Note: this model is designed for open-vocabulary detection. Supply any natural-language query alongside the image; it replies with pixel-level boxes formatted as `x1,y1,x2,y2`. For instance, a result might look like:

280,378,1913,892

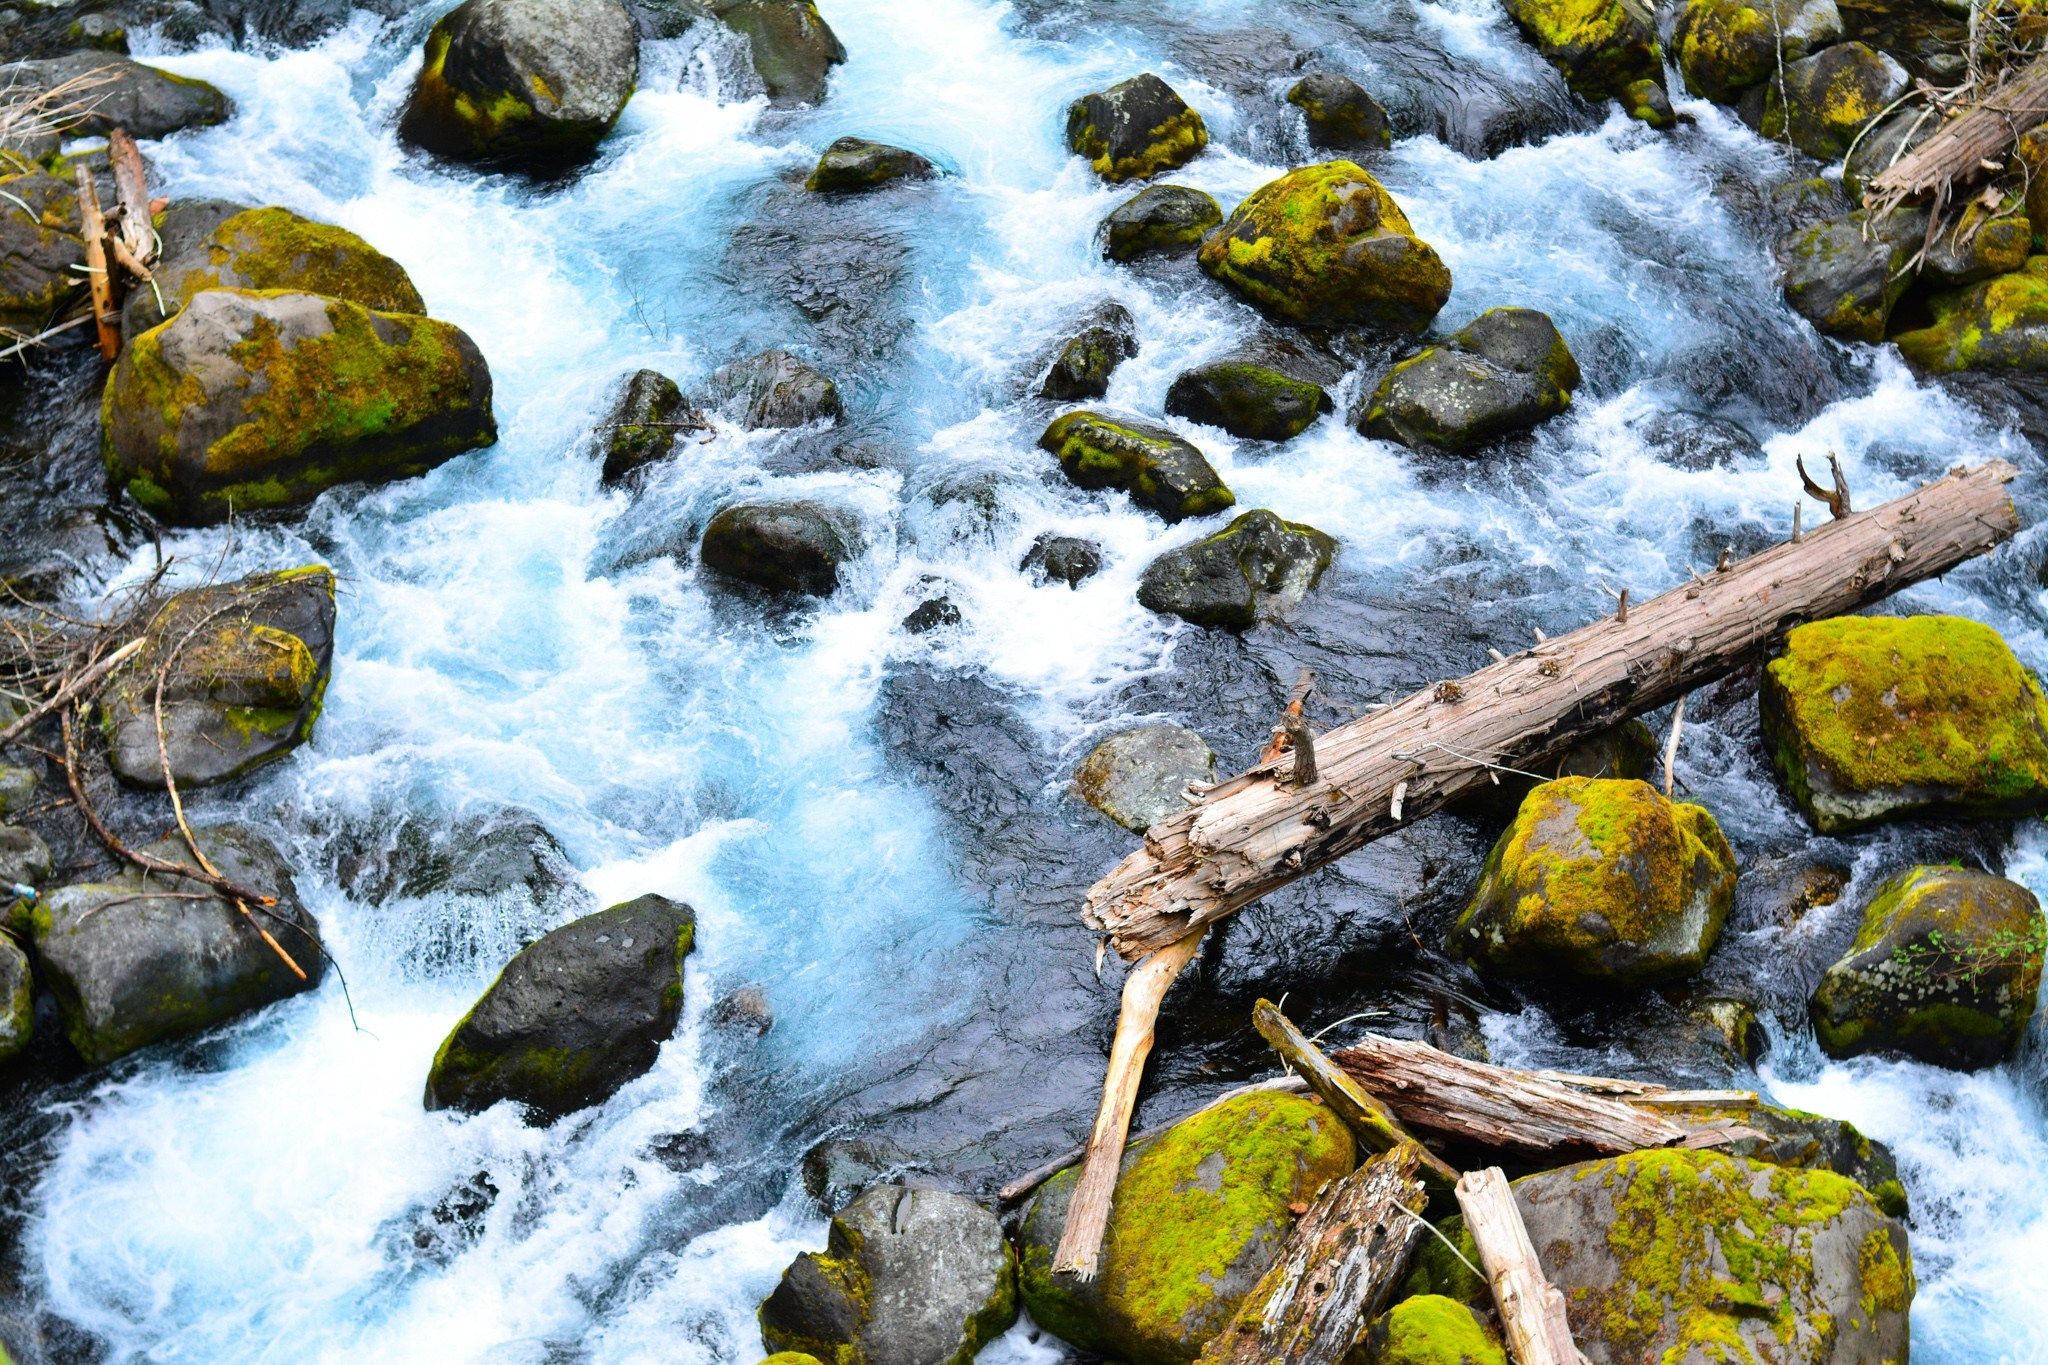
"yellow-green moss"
1502,0,1660,101
1037,411,1234,522
166,207,426,317
1893,256,2048,373
1675,0,1775,101
1363,1295,1507,1365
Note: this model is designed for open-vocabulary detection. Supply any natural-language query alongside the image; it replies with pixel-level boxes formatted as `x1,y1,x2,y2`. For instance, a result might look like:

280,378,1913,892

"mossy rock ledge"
1811,865,2045,1070
1500,0,1661,103
1778,207,1923,344
1197,161,1450,332
1067,72,1208,183
1451,776,1737,987
1363,306,1581,454
759,1184,1017,1364
98,566,335,790
1038,411,1233,522
1019,1090,1356,1363
1137,509,1337,629
400,0,640,169
1893,255,2048,374
0,52,231,140
1674,0,1843,104
424,894,695,1120
1165,342,1335,442
1760,615,2048,832
102,287,496,525
1360,1294,1505,1365
0,171,86,332
1407,1149,1913,1364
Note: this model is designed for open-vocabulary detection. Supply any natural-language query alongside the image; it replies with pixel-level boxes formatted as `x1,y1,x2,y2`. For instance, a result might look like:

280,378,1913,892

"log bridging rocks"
1085,460,2022,959
1866,55,2048,212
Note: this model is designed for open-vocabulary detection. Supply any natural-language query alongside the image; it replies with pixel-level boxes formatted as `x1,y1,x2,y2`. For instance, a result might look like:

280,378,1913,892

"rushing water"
3,0,2046,1360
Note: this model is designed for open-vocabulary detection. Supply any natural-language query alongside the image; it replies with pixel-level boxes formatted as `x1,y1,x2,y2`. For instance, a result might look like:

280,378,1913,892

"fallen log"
1254,1001,1460,1188
1196,1145,1427,1365
1457,1167,1585,1365
1085,460,2021,959
1867,55,2048,210
73,165,117,360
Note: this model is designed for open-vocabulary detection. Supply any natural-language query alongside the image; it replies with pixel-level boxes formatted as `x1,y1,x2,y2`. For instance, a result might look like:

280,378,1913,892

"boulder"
400,0,640,170
0,765,36,818
98,566,335,789
1843,108,1935,199
1499,0,1661,102
710,0,845,107
103,288,496,524
1019,1090,1356,1363
1038,411,1233,522
0,171,84,331
1920,201,2030,289
759,1185,1017,1364
1363,307,1580,453
1661,1100,1908,1216
700,500,854,596
1197,161,1450,332
122,203,426,339
708,349,842,428
1360,1295,1505,1365
424,893,695,1119
1760,614,2048,832
1450,777,1737,987
1039,302,1137,401
1286,73,1393,151
805,137,935,193
1811,865,2045,1070
1071,724,1216,832
1674,0,1843,103
0,825,50,893
0,53,231,140
1751,42,1907,161
1411,1149,1912,1364
1893,255,2048,373
1779,206,1922,343
1021,533,1103,588
1066,73,1208,183
598,368,695,484
1165,349,1332,442
1102,184,1222,262
901,596,959,633
0,934,30,1064
1137,508,1336,629
1622,77,1676,128
33,824,324,1066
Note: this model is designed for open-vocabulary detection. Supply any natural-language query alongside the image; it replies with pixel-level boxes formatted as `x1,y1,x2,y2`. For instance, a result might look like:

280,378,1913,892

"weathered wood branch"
1085,461,2021,958
1196,1145,1427,1365
73,165,117,360
1868,55,2048,205
107,128,153,268
1456,1167,1585,1365
1254,1001,1460,1188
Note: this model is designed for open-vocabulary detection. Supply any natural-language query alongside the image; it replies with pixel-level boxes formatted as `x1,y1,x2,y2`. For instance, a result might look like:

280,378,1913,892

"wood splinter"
1798,452,1852,520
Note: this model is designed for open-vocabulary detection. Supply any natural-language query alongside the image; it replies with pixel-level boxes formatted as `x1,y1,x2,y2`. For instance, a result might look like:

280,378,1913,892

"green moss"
1676,0,1775,101
167,207,426,317
1364,1295,1507,1365
757,1355,827,1365
1502,0,1660,101
1038,411,1234,522
1894,256,2048,373
404,9,631,164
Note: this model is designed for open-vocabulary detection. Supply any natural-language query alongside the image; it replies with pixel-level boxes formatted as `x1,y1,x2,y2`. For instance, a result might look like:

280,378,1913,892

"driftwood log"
1254,1001,1460,1188
1868,54,2048,209
1196,1145,1427,1365
1457,1167,1586,1365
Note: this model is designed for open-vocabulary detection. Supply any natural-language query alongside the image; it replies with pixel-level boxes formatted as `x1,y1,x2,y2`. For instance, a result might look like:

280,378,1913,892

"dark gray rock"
34,824,324,1066
710,0,845,106
630,0,712,37
423,894,696,1120
1165,347,1332,442
1778,207,1923,342
0,171,84,332
708,348,842,428
598,368,698,485
1039,302,1137,401
1843,107,1935,199
0,52,231,140
1286,72,1392,151
1363,307,1581,453
1920,205,2030,289
1137,508,1336,629
902,596,961,633
760,1184,1018,1365
1071,724,1215,831
1102,183,1221,262
0,825,51,894
1021,533,1102,588
337,806,579,908
0,933,29,1063
700,500,854,596
1066,72,1207,182
806,136,936,193
1747,42,1908,161
1038,410,1234,523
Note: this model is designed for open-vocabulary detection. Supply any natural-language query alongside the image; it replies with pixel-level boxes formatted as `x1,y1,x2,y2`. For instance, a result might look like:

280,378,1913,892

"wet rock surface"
1363,306,1580,453
711,0,845,106
805,137,936,194
1066,72,1208,183
1038,302,1137,401
700,500,855,596
1137,508,1337,628
597,368,695,484
1165,343,1334,442
1038,410,1233,522
1102,183,1222,262
0,52,231,139
1071,723,1215,832
1287,72,1393,151
708,348,843,428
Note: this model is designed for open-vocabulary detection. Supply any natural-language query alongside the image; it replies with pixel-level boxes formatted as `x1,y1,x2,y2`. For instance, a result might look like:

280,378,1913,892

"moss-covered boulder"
1363,307,1580,453
1103,184,1222,262
1451,777,1737,987
0,171,85,331
1066,73,1208,183
1165,351,1332,442
1040,302,1137,401
1137,508,1336,629
425,894,694,1119
709,348,842,428
1073,723,1216,832
598,368,698,485
1360,1295,1505,1365
1286,73,1392,152
1893,255,2048,373
1019,1090,1356,1364
1810,865,2045,1070
103,288,495,525
1500,0,1660,103
1197,162,1450,332
1622,77,1675,128
400,0,639,170
1751,42,1907,161
34,824,323,1066
1409,1149,1912,1365
1920,201,2031,289
120,204,425,339
98,566,334,790
1674,0,1843,103
1661,1100,1909,1217
0,52,231,140
711,0,845,107
1038,411,1233,522
1760,615,2048,832
759,1184,1017,1364
700,500,855,596
805,136,936,193
1779,207,1921,343
0,933,31,1065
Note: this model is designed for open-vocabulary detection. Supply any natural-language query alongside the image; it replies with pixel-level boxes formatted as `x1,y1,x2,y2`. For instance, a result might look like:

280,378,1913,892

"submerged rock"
1071,724,1216,832
1137,508,1337,629
1811,865,2045,1070
598,368,696,485
1066,73,1208,183
708,349,842,428
1760,615,2048,832
0,52,231,140
1021,533,1103,588
1102,184,1222,262
0,171,84,331
98,566,335,789
1674,0,1842,103
1165,348,1332,442
1361,1295,1505,1365
1020,1091,1355,1363
1038,410,1233,522
0,934,29,1064
1752,42,1907,161
400,0,640,170
760,1184,1017,1364
700,500,854,596
711,0,845,106
35,824,324,1066
805,137,936,193
1039,302,1137,401
103,288,496,524
424,894,695,1119
1363,307,1580,453
1500,0,1661,103
1198,161,1450,332
1893,255,2048,373
1779,207,1921,343
1451,777,1737,987
1286,73,1393,151
901,595,960,633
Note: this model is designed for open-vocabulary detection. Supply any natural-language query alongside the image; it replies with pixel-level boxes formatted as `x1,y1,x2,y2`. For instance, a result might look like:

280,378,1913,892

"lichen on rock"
1136,508,1336,629
1038,410,1233,522
1500,0,1661,103
1066,73,1208,183
1363,306,1580,453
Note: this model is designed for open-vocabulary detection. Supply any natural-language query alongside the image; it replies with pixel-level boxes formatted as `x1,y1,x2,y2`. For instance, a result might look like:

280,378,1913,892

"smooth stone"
708,349,842,429
1102,183,1222,262
1287,72,1393,151
805,136,936,193
598,368,696,484
710,0,845,107
0,52,231,139
1071,724,1216,832
1037,410,1234,523
700,500,855,596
